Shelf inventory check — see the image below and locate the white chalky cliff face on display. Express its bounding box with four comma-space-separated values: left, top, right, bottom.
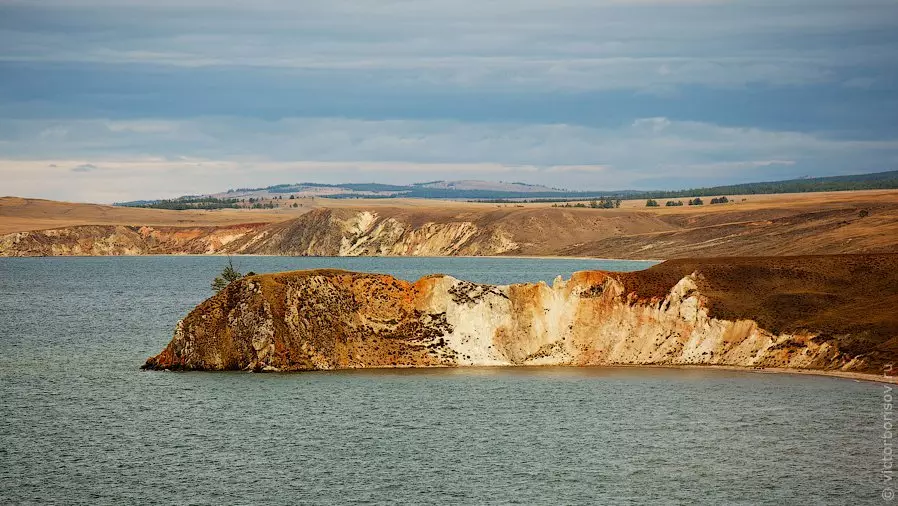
143, 268, 867, 374
417, 272, 843, 369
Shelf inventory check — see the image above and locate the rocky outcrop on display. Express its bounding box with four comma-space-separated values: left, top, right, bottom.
0, 209, 520, 257
5, 198, 897, 258
143, 254, 898, 376
219, 209, 520, 256
0, 223, 268, 256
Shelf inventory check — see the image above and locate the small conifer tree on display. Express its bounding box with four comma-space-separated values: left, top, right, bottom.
211, 256, 244, 292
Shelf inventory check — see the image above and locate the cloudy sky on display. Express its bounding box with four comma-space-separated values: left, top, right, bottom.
2, 0, 897, 202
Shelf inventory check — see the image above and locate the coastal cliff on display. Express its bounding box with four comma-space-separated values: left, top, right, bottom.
0, 223, 269, 256
144, 254, 898, 376
5, 197, 897, 258
0, 209, 521, 257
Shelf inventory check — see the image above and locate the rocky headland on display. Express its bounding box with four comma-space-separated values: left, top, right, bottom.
144, 254, 898, 380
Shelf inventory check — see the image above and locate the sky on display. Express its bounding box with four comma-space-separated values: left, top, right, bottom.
1, 0, 897, 202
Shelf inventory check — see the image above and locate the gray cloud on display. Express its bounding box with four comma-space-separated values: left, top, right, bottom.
1, 0, 896, 201
2, 116, 896, 201
2, 1, 895, 93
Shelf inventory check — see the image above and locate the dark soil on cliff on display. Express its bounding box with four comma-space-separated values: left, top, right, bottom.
613, 253, 898, 361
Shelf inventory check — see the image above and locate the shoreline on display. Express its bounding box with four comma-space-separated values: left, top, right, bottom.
0, 253, 666, 262
615, 364, 898, 384
153, 362, 898, 384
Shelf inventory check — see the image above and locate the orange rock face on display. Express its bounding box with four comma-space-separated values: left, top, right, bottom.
144, 254, 898, 374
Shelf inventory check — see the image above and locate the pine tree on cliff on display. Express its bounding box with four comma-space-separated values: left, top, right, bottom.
211, 257, 244, 292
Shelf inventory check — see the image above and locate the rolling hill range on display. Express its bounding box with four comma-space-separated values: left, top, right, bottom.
115, 170, 898, 206
2, 189, 897, 258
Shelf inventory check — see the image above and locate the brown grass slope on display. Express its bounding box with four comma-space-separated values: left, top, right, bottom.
2, 191, 897, 258
216, 206, 678, 256
225, 195, 898, 257
0, 196, 291, 235
613, 253, 898, 366
563, 202, 898, 258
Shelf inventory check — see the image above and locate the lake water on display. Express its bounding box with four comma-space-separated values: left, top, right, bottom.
0, 257, 887, 504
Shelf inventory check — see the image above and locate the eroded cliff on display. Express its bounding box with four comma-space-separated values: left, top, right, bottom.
0, 223, 268, 256
143, 254, 898, 376
5, 198, 898, 258
0, 209, 521, 257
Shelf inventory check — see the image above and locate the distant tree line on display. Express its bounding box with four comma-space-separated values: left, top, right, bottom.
552, 198, 621, 209
119, 197, 240, 210
636, 170, 898, 199
650, 198, 704, 206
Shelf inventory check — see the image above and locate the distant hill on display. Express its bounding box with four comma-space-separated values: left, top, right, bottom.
115, 171, 898, 207
194, 180, 614, 202
412, 180, 562, 193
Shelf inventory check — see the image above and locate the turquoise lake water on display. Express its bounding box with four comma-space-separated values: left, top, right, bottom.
0, 257, 886, 504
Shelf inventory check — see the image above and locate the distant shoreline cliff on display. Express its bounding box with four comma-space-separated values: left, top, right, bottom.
144, 254, 898, 381
5, 196, 898, 259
